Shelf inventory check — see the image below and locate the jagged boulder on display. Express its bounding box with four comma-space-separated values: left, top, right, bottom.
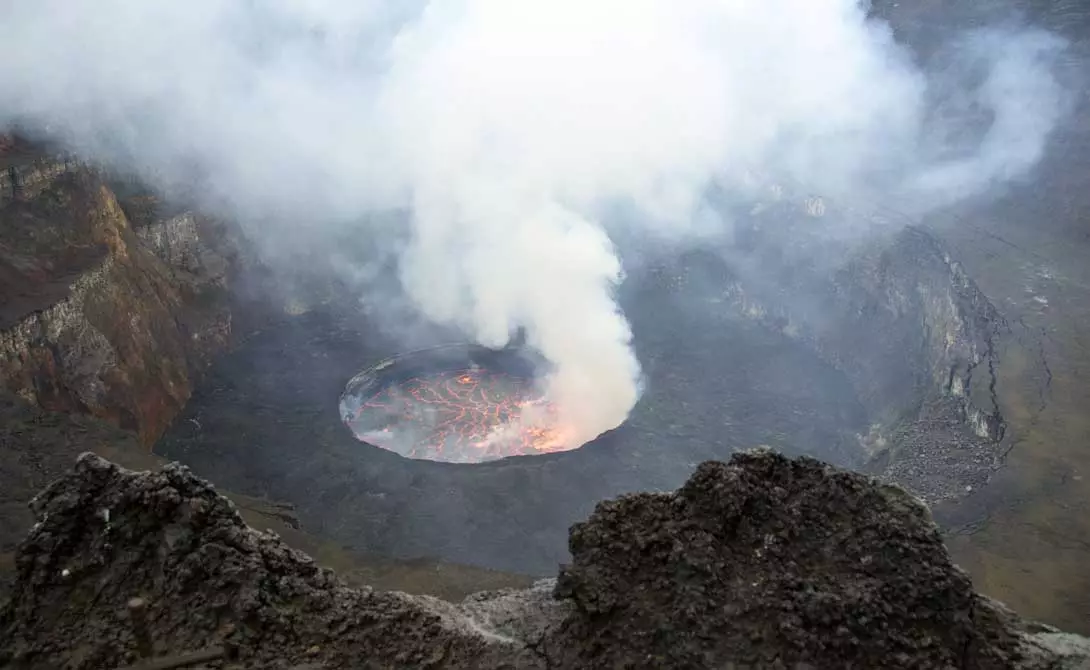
551, 450, 1089, 669
2, 450, 1088, 669
0, 454, 551, 669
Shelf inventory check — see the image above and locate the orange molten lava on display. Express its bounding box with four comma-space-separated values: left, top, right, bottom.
345, 368, 574, 463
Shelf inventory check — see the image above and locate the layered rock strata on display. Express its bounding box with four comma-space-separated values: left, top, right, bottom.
0, 144, 236, 445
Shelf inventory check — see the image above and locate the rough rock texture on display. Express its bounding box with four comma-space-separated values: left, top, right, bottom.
820, 225, 1007, 504
0, 390, 139, 587
0, 143, 236, 445
0, 389, 531, 610
718, 191, 1007, 503
135, 212, 232, 282
825, 226, 1005, 441
0, 388, 303, 577
551, 452, 1020, 669
0, 137, 81, 208
3, 450, 1088, 669
0, 454, 550, 670
728, 204, 1004, 442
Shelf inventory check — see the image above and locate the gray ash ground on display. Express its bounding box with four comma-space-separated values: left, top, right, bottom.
156, 247, 876, 575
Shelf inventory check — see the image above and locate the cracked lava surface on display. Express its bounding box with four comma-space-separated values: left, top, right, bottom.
343, 367, 572, 463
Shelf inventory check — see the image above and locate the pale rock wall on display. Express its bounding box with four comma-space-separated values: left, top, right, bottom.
136, 211, 232, 288
0, 154, 81, 208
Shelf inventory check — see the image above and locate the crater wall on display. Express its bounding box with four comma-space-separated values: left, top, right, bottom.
0, 141, 238, 445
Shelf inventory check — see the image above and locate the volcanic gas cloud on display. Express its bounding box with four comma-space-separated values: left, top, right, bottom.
0, 1, 1068, 452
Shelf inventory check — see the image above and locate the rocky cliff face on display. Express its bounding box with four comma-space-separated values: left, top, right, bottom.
822, 227, 1004, 442
3, 451, 1088, 669
714, 191, 1007, 504
728, 200, 1004, 441
0, 152, 80, 209
0, 142, 236, 445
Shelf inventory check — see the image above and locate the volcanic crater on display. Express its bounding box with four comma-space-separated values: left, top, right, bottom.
340, 344, 571, 464
155, 190, 1007, 576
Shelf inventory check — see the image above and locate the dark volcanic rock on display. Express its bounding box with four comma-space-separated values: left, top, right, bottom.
0, 390, 531, 611
3, 450, 1088, 669
727, 217, 1005, 445
0, 391, 139, 578
0, 454, 548, 669
0, 136, 80, 208
551, 449, 1022, 669
827, 227, 1005, 441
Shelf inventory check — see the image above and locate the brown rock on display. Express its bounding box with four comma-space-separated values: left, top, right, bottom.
0, 146, 236, 445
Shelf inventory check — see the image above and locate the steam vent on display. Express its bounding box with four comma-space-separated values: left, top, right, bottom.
340, 345, 573, 463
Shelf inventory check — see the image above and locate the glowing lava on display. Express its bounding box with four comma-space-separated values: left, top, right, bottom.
343, 367, 574, 463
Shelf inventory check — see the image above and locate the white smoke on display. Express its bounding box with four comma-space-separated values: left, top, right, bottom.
0, 0, 1069, 446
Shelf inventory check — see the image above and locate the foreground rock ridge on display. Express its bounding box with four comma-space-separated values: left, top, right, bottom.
2, 451, 1087, 669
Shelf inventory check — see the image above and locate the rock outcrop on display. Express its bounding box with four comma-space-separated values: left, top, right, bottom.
0, 453, 555, 670
0, 390, 140, 588
825, 226, 1004, 441
728, 197, 1005, 443
3, 450, 1087, 669
0, 390, 530, 610
553, 453, 1018, 669
0, 150, 81, 208
0, 142, 236, 445
716, 190, 1008, 504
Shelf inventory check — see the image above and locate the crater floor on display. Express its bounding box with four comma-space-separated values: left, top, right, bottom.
156, 254, 870, 575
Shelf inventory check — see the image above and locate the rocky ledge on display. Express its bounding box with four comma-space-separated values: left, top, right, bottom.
719, 194, 1010, 505
0, 140, 238, 445
2, 450, 1087, 669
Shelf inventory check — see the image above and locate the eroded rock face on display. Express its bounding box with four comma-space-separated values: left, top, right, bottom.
3, 451, 1087, 669
823, 227, 1005, 441
553, 452, 1017, 669
716, 193, 1007, 504
0, 454, 552, 669
727, 207, 1004, 444
811, 227, 1008, 504
0, 137, 80, 208
0, 144, 235, 444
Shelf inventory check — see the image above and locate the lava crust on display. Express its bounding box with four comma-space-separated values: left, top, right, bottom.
341, 344, 571, 463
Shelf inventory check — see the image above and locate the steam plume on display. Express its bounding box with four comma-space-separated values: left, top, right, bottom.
0, 0, 1068, 446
